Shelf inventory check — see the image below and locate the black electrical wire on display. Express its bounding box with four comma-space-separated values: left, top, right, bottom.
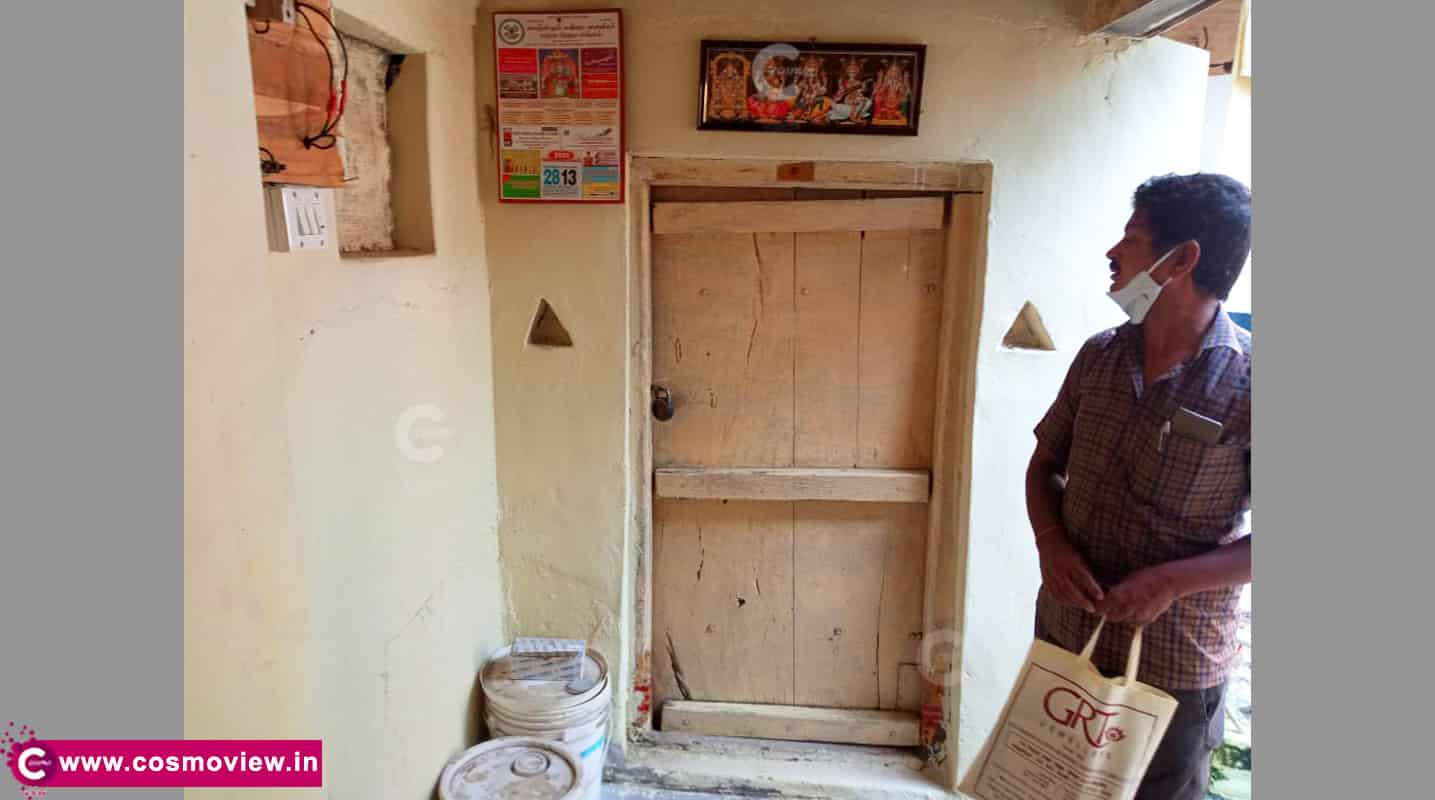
294, 2, 349, 150
312, 5, 350, 138
295, 4, 342, 149
259, 147, 287, 175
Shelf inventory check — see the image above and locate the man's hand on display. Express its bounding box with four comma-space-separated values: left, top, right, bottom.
1099, 566, 1179, 624
1036, 531, 1105, 613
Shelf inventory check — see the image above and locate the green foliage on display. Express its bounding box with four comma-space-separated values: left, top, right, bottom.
1207, 741, 1252, 800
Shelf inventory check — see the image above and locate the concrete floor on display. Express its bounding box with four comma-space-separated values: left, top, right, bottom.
601, 783, 1237, 799
601, 787, 724, 799
602, 782, 1246, 799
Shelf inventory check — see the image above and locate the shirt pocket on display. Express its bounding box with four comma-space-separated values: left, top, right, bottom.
1129, 431, 1249, 525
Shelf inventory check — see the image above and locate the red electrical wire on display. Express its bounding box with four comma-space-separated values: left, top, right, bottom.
294, 2, 349, 150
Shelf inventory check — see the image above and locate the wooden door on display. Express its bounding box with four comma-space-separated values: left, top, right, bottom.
650, 187, 947, 745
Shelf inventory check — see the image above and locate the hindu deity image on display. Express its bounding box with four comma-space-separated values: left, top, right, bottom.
790, 54, 833, 123
828, 55, 873, 124
502, 150, 538, 176
707, 52, 751, 121
701, 43, 920, 134
747, 56, 794, 122
540, 50, 580, 98
872, 59, 912, 124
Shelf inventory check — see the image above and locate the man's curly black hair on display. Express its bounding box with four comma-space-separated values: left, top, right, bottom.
1133, 173, 1252, 301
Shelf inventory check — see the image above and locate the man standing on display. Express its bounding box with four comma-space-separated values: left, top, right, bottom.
1026, 173, 1252, 800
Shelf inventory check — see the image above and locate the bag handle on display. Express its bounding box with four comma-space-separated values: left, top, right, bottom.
1076, 616, 1145, 685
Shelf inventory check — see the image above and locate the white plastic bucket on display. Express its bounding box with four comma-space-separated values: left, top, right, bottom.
438, 736, 585, 800
481, 646, 612, 800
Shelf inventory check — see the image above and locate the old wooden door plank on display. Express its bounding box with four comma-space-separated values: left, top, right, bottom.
857, 229, 946, 468
655, 468, 930, 503
793, 501, 887, 708
795, 227, 862, 467
653, 197, 945, 235
876, 501, 929, 710
652, 499, 795, 709
652, 231, 796, 467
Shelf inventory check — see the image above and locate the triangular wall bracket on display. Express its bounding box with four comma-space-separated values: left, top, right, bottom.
527, 298, 573, 347
1002, 301, 1056, 351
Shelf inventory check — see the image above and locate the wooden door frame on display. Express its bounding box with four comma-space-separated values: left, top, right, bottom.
622, 156, 992, 791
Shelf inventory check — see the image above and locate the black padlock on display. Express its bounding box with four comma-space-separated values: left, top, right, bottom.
651, 385, 674, 422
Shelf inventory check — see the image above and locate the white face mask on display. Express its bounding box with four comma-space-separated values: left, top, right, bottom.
1107, 245, 1182, 324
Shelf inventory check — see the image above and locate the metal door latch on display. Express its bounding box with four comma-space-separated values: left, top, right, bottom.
651, 385, 674, 421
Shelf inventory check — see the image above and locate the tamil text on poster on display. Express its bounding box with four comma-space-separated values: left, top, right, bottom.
495, 11, 624, 202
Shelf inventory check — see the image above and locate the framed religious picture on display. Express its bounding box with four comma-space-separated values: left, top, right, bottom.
698, 39, 925, 136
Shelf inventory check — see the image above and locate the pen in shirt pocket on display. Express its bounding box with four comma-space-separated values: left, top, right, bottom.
1158, 420, 1171, 453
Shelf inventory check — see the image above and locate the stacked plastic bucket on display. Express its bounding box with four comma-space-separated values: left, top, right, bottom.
475, 645, 612, 800
437, 736, 587, 800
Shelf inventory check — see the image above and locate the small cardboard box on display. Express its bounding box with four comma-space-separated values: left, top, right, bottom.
509, 637, 585, 682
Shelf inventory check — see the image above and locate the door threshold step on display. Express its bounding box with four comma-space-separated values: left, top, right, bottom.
606, 730, 945, 800
661, 701, 920, 747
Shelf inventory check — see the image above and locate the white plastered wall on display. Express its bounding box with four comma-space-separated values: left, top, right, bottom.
184, 1, 506, 797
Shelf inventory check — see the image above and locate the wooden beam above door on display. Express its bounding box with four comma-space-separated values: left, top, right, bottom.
652, 197, 945, 235
662, 701, 920, 746
655, 467, 931, 503
631, 156, 990, 193
1083, 0, 1224, 37
1160, 0, 1246, 75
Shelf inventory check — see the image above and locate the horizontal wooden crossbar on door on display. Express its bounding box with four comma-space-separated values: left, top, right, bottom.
655, 467, 931, 503
651, 196, 945, 235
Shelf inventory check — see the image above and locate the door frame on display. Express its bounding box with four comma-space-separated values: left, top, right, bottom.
620, 156, 992, 791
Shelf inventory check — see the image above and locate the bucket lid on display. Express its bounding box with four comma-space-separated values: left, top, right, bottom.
438, 736, 584, 800
481, 645, 609, 713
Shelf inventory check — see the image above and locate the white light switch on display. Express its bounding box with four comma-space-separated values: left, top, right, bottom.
264, 186, 332, 253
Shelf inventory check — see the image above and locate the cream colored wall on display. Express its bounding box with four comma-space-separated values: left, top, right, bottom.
1200, 2, 1251, 312
478, 0, 1208, 777
184, 4, 316, 778
1202, 71, 1251, 313
185, 1, 505, 797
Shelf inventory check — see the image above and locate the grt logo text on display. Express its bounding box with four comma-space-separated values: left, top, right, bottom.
1042, 687, 1127, 748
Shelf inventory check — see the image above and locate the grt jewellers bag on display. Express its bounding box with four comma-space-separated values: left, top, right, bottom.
958, 618, 1179, 800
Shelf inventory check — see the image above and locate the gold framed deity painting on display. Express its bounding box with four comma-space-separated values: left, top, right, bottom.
698, 39, 926, 136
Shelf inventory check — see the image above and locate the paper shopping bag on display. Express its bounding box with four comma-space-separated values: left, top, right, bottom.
958, 618, 1179, 800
